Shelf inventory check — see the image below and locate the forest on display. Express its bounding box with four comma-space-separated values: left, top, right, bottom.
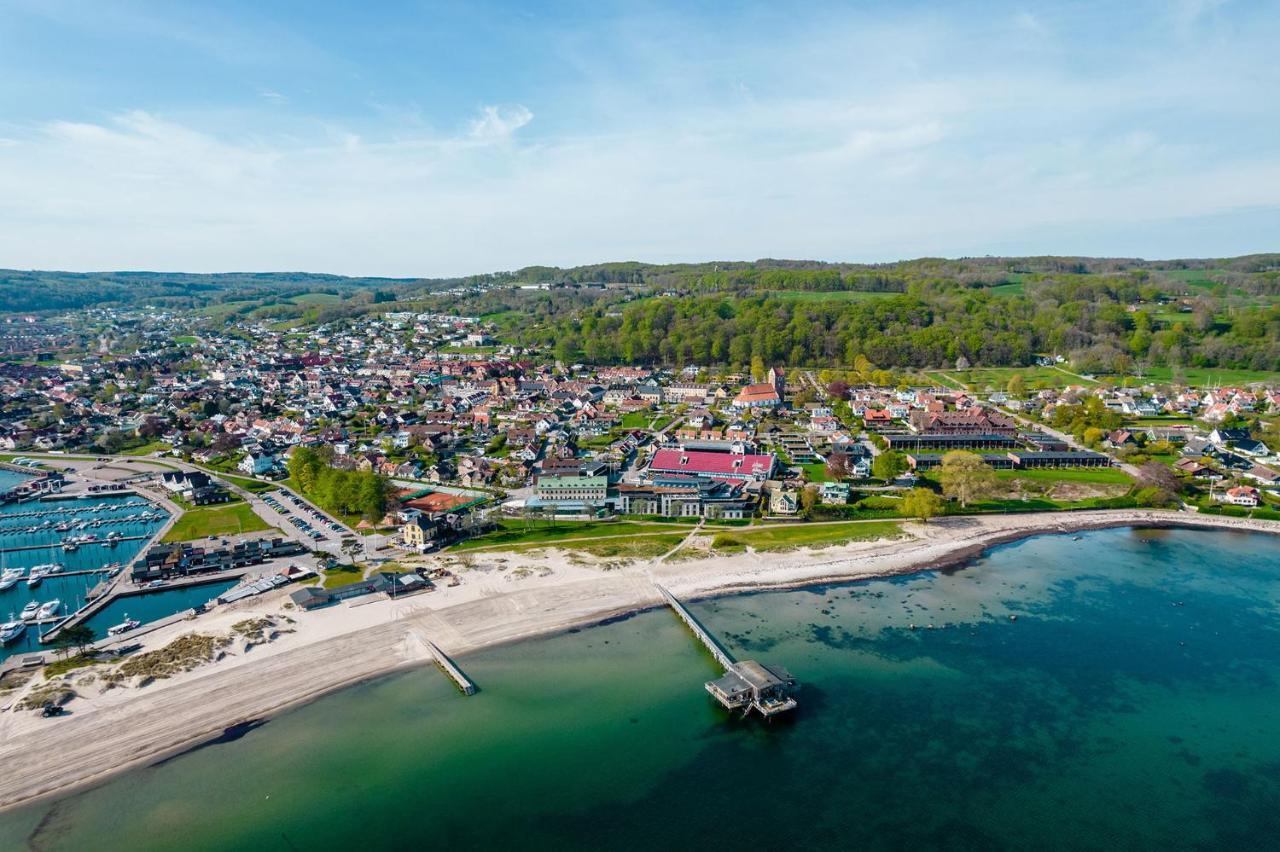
8, 254, 1280, 372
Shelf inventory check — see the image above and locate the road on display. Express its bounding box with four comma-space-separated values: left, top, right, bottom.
1003, 409, 1144, 479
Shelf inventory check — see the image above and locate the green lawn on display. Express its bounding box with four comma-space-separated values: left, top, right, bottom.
452, 519, 686, 551
801, 463, 831, 482
941, 366, 1091, 390
1102, 366, 1280, 387
120, 440, 170, 457
986, 282, 1026, 296
711, 521, 902, 553
994, 467, 1133, 485
163, 502, 272, 541
621, 411, 653, 429
321, 565, 366, 589
215, 472, 277, 492
290, 292, 342, 304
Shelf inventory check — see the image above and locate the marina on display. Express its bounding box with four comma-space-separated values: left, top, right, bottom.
0, 489, 171, 660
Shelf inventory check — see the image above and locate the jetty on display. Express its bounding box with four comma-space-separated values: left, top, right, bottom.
655, 583, 798, 718
426, 638, 476, 695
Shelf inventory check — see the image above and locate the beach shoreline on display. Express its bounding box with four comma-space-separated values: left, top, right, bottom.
0, 508, 1276, 813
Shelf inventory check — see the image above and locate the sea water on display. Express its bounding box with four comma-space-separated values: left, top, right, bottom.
3, 527, 1280, 850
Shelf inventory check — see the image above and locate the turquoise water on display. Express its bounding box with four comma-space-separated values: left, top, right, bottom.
81, 580, 238, 638
0, 468, 34, 493
3, 527, 1280, 849
0, 495, 168, 659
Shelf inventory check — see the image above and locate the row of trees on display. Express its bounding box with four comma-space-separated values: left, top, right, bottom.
286, 446, 393, 522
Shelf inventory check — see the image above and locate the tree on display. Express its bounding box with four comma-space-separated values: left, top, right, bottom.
1137, 461, 1183, 499
871, 451, 908, 482
826, 379, 850, 400
55, 624, 97, 657
938, 451, 996, 508
799, 485, 818, 517
902, 487, 943, 523
825, 452, 851, 480
1006, 374, 1025, 398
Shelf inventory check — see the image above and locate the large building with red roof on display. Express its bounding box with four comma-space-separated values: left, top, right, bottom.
732, 383, 781, 409
648, 448, 776, 482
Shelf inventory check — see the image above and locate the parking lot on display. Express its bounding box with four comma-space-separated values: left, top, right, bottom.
246, 489, 355, 558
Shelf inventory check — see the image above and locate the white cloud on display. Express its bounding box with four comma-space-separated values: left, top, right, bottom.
468, 105, 533, 142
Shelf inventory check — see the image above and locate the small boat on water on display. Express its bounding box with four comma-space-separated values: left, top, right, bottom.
0, 568, 23, 591
108, 614, 140, 636
61, 539, 78, 553
26, 564, 51, 588
20, 601, 39, 620
0, 618, 26, 644
36, 599, 61, 620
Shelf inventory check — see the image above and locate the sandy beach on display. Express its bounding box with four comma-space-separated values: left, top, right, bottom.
0, 508, 1276, 811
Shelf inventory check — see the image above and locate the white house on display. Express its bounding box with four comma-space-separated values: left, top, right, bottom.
239, 452, 276, 476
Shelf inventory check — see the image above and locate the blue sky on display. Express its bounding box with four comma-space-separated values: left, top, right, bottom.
0, 0, 1277, 276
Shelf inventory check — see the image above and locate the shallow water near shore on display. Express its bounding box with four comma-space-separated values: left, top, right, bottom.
5, 526, 1280, 850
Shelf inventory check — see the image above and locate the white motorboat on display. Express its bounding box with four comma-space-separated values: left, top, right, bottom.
36, 599, 61, 620
26, 564, 50, 588
107, 614, 141, 636
0, 568, 23, 592
20, 601, 40, 620
0, 618, 26, 644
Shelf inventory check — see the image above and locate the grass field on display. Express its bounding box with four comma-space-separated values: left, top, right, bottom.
451, 519, 686, 551
163, 503, 272, 542
172, 335, 199, 345
940, 366, 1093, 389
621, 411, 653, 429
214, 472, 278, 492
120, 441, 169, 457
1102, 366, 1280, 387
711, 520, 901, 553
290, 292, 342, 304
986, 281, 1026, 296
801, 463, 831, 482
321, 565, 366, 589
994, 467, 1133, 486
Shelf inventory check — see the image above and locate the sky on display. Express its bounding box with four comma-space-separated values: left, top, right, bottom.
0, 0, 1277, 277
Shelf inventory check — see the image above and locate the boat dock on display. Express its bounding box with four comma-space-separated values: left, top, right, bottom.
655, 583, 799, 718
0, 536, 148, 554
426, 638, 476, 695
41, 568, 251, 644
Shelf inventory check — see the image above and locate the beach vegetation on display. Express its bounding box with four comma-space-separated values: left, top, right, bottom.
710, 521, 902, 552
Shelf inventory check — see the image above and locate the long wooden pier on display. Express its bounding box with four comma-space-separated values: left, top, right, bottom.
655, 583, 799, 718
654, 584, 736, 669
426, 638, 476, 695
